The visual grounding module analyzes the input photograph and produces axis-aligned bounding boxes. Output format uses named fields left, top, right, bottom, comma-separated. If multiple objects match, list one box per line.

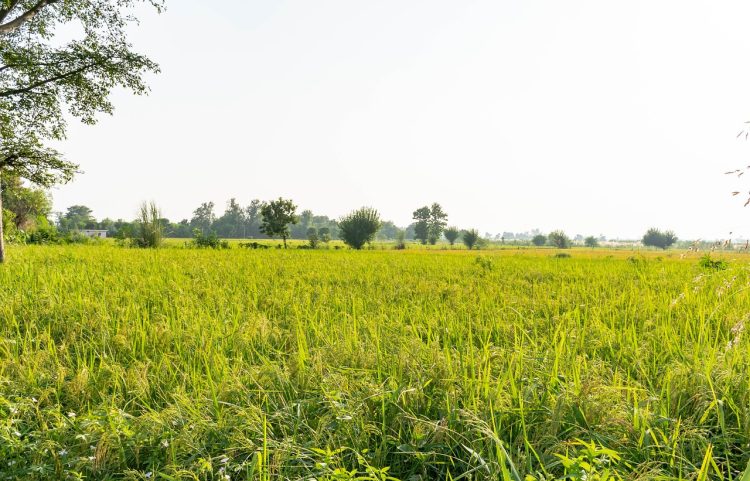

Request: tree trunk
left=0, top=174, right=5, bottom=263
left=283, top=235, right=287, bottom=249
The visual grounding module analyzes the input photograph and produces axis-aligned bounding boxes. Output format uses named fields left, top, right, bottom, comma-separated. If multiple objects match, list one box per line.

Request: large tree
left=260, top=198, right=298, bottom=248
left=0, top=0, right=163, bottom=261
left=412, top=206, right=431, bottom=244
left=0, top=135, right=73, bottom=260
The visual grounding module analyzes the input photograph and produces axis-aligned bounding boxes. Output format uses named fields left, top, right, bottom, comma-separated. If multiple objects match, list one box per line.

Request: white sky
left=51, top=0, right=750, bottom=239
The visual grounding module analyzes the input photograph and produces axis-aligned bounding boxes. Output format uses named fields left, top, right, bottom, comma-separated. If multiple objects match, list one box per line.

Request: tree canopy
left=260, top=198, right=298, bottom=248
left=338, top=207, right=381, bottom=250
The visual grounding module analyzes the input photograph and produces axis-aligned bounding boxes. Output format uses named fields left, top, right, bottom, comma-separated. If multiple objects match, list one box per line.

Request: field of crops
left=1, top=245, right=749, bottom=480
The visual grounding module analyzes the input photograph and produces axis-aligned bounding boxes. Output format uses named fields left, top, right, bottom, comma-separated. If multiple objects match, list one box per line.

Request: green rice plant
left=0, top=246, right=749, bottom=479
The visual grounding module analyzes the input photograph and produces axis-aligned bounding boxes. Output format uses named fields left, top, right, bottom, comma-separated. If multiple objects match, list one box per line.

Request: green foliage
left=698, top=254, right=728, bottom=270
left=547, top=230, right=571, bottom=249
left=132, top=201, right=162, bottom=248
left=411, top=203, right=448, bottom=245
left=307, top=226, right=319, bottom=248
left=584, top=236, right=599, bottom=248
left=191, top=229, right=229, bottom=249
left=642, top=228, right=678, bottom=249
left=444, top=226, right=460, bottom=246
left=531, top=234, right=547, bottom=247
left=338, top=207, right=381, bottom=250
left=260, top=198, right=298, bottom=248
left=462, top=228, right=481, bottom=250
left=394, top=229, right=406, bottom=250
left=412, top=206, right=431, bottom=244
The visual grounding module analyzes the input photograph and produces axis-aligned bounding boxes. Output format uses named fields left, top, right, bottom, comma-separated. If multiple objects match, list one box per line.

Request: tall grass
left=0, top=246, right=749, bottom=480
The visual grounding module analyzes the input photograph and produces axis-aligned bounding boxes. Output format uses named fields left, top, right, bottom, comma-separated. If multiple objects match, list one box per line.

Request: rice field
left=1, top=245, right=749, bottom=480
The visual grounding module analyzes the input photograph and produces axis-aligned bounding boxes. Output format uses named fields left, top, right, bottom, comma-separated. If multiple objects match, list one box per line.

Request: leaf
left=739, top=458, right=750, bottom=481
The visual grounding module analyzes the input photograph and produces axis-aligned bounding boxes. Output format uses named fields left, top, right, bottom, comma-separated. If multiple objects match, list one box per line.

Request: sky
left=50, top=0, right=750, bottom=240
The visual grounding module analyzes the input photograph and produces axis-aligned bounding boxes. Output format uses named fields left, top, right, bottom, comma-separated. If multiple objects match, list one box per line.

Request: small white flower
left=67, top=412, right=76, bottom=418
left=161, top=439, right=169, bottom=448
left=58, top=449, right=68, bottom=456
left=89, top=445, right=96, bottom=451
left=145, top=472, right=153, bottom=479
left=31, top=397, right=37, bottom=403
left=87, top=456, right=95, bottom=461
left=220, top=456, right=229, bottom=464
left=12, top=431, right=21, bottom=437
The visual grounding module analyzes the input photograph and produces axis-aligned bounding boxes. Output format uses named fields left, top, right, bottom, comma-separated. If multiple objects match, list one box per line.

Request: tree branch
left=0, top=0, right=60, bottom=35
left=0, top=59, right=105, bottom=98
left=0, top=0, right=22, bottom=24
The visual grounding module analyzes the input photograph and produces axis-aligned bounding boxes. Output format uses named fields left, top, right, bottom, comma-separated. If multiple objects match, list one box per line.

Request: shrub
left=191, top=229, right=229, bottom=249
left=394, top=230, right=406, bottom=250
left=698, top=254, right=728, bottom=270
left=531, top=234, right=547, bottom=247
left=26, top=225, right=60, bottom=244
left=307, top=227, right=319, bottom=249
left=462, top=229, right=480, bottom=250
left=547, top=230, right=571, bottom=249
left=133, top=201, right=162, bottom=248
left=642, top=228, right=677, bottom=250
left=444, top=226, right=460, bottom=246
left=338, top=207, right=381, bottom=250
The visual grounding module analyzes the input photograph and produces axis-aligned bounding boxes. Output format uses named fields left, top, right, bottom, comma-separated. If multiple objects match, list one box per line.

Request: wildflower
left=161, top=439, right=169, bottom=448
left=67, top=412, right=76, bottom=418
left=59, top=449, right=68, bottom=456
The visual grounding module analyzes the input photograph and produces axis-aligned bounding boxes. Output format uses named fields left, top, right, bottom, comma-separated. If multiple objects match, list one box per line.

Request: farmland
left=1, top=245, right=749, bottom=480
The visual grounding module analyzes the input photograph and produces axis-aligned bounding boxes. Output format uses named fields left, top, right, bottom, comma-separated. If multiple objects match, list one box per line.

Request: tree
left=318, top=226, right=331, bottom=243
left=462, top=229, right=480, bottom=250
left=547, top=230, right=571, bottom=249
left=642, top=228, right=677, bottom=250
left=584, top=236, right=599, bottom=248
left=190, top=202, right=216, bottom=234
left=215, top=198, right=244, bottom=238
left=338, top=207, right=381, bottom=249
left=427, top=203, right=448, bottom=244
left=1, top=174, right=51, bottom=229
left=0, top=1, right=162, bottom=261
left=444, top=226, right=460, bottom=246
left=0, top=135, right=75, bottom=261
left=58, top=205, right=95, bottom=232
left=531, top=234, right=547, bottom=247
left=306, top=227, right=319, bottom=248
left=412, top=206, right=431, bottom=244
left=244, top=199, right=262, bottom=238
left=0, top=1, right=162, bottom=141
left=260, top=198, right=298, bottom=248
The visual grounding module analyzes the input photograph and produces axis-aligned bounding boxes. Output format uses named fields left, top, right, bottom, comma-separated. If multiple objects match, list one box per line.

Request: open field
left=1, top=246, right=750, bottom=480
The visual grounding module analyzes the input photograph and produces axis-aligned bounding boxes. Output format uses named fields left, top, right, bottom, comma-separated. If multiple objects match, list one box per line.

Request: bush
left=462, top=229, right=481, bottom=250
left=133, top=201, right=162, bottom=248
left=307, top=227, right=319, bottom=249
left=338, top=207, right=381, bottom=250
left=26, top=225, right=60, bottom=244
left=239, top=241, right=270, bottom=250
left=531, top=234, right=547, bottom=247
left=698, top=254, right=728, bottom=270
left=547, top=230, right=571, bottom=249
left=394, top=230, right=406, bottom=250
left=642, top=228, right=677, bottom=250
left=191, top=229, right=229, bottom=249
left=444, top=226, right=460, bottom=246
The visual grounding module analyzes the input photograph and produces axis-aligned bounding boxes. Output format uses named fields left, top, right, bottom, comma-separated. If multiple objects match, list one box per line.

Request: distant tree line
left=1, top=180, right=687, bottom=252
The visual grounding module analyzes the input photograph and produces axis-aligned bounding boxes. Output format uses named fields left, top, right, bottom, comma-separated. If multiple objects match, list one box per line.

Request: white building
left=80, top=229, right=108, bottom=238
